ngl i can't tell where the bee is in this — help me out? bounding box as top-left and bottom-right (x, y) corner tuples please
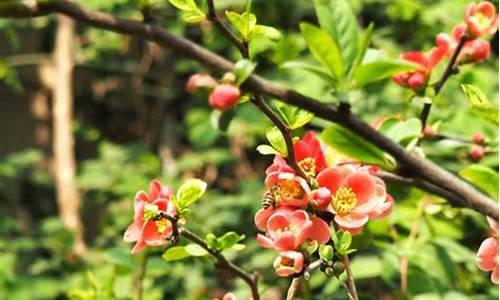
(262, 184), (280, 209)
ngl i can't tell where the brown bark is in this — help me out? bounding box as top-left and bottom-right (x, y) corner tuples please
(52, 14), (86, 256)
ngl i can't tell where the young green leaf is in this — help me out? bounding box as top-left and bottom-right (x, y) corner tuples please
(168, 0), (206, 23)
(459, 164), (499, 199)
(252, 25), (282, 42)
(266, 126), (287, 156)
(313, 0), (359, 72)
(234, 59), (257, 86)
(334, 230), (352, 255)
(185, 244), (209, 256)
(256, 144), (280, 155)
(354, 60), (418, 88)
(275, 102), (314, 129)
(281, 61), (338, 87)
(176, 178), (207, 208)
(461, 84), (499, 125)
(321, 125), (394, 170)
(384, 118), (422, 144)
(217, 231), (244, 251)
(299, 23), (344, 80)
(168, 0), (196, 10)
(162, 246), (190, 261)
(181, 10), (206, 23)
(225, 11), (257, 40)
(350, 22), (374, 77)
(319, 244), (334, 261)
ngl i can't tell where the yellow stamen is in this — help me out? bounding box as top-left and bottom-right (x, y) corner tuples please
(155, 218), (170, 233)
(331, 187), (358, 215)
(298, 157), (316, 178)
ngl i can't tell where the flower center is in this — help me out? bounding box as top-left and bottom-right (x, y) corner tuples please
(331, 187), (358, 215)
(143, 203), (159, 220)
(272, 180), (306, 205)
(275, 224), (298, 235)
(473, 12), (490, 28)
(155, 218), (170, 233)
(298, 157), (316, 178)
(280, 256), (294, 267)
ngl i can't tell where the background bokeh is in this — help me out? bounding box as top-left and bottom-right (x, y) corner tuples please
(0, 0), (498, 299)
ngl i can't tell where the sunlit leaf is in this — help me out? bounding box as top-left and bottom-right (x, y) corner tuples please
(162, 246), (190, 261)
(354, 60), (418, 88)
(459, 164), (499, 199)
(234, 59), (257, 86)
(266, 126), (287, 156)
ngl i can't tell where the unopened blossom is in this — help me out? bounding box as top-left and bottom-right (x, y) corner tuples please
(124, 179), (176, 254)
(256, 209), (330, 251)
(316, 165), (388, 233)
(208, 84), (240, 111)
(392, 47), (447, 90)
(265, 172), (310, 207)
(472, 132), (485, 144)
(436, 23), (491, 63)
(477, 217), (499, 284)
(469, 145), (485, 161)
(464, 1), (499, 38)
(273, 251), (304, 277)
(186, 73), (217, 94)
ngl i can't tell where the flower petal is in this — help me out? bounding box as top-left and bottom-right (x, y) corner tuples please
(316, 167), (344, 195)
(309, 216), (331, 244)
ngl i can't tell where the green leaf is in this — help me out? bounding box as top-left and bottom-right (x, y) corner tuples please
(313, 0), (359, 72)
(275, 102), (315, 129)
(354, 60), (418, 88)
(210, 110), (236, 132)
(252, 25), (282, 42)
(266, 126), (287, 156)
(181, 10), (206, 23)
(321, 125), (394, 170)
(350, 23), (374, 77)
(234, 59), (257, 86)
(384, 118), (422, 144)
(217, 231), (244, 251)
(256, 144), (279, 155)
(299, 23), (344, 80)
(162, 246), (190, 261)
(169, 0), (206, 23)
(319, 244), (334, 261)
(225, 11), (257, 40)
(459, 164), (499, 199)
(281, 61), (338, 87)
(461, 84), (499, 125)
(168, 0), (196, 10)
(333, 230), (352, 255)
(176, 178), (207, 208)
(185, 244), (209, 256)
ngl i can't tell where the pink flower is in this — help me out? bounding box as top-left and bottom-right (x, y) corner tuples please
(392, 47), (447, 90)
(273, 251), (304, 277)
(186, 73), (217, 94)
(436, 24), (491, 63)
(265, 172), (310, 207)
(316, 165), (387, 233)
(464, 1), (499, 38)
(369, 194), (395, 220)
(294, 131), (329, 178)
(212, 292), (236, 300)
(265, 155), (295, 178)
(477, 217), (499, 284)
(123, 179), (176, 254)
(256, 209), (330, 251)
(311, 187), (332, 211)
(208, 84), (240, 111)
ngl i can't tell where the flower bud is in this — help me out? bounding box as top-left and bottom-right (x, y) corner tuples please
(469, 145), (485, 161)
(273, 251), (304, 277)
(466, 39), (491, 62)
(208, 84), (241, 111)
(186, 73), (217, 94)
(472, 132), (485, 144)
(423, 125), (437, 138)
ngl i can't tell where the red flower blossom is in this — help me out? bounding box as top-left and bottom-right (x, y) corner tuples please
(316, 165), (388, 233)
(265, 172), (310, 207)
(255, 209), (330, 251)
(392, 47), (447, 90)
(123, 179), (176, 254)
(464, 1), (499, 38)
(436, 23), (491, 63)
(186, 73), (217, 94)
(294, 131), (329, 178)
(208, 84), (240, 111)
(477, 217), (499, 284)
(273, 251), (304, 277)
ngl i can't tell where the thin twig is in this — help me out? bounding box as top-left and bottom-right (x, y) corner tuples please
(303, 259), (324, 281)
(133, 252), (149, 300)
(420, 34), (468, 130)
(286, 277), (301, 300)
(343, 255), (358, 300)
(252, 95), (310, 181)
(206, 0), (249, 58)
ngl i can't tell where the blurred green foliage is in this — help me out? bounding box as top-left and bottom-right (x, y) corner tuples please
(0, 0), (498, 299)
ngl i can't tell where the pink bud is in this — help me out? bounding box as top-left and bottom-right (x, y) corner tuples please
(186, 73), (217, 94)
(208, 84), (240, 111)
(472, 132), (485, 144)
(407, 72), (427, 90)
(468, 39), (491, 62)
(469, 145), (485, 161)
(423, 125), (436, 138)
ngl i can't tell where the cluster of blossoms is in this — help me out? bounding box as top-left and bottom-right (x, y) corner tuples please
(254, 132), (394, 277)
(393, 1), (498, 91)
(186, 73), (241, 112)
(477, 217), (499, 284)
(124, 179), (177, 254)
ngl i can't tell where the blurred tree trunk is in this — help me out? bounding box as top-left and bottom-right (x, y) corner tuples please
(52, 15), (86, 256)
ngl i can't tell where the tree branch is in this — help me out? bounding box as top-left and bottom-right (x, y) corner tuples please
(343, 255), (358, 300)
(1, 0), (497, 218)
(420, 34), (468, 130)
(286, 277), (301, 300)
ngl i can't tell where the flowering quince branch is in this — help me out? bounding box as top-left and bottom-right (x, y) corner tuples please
(1, 0), (497, 219)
